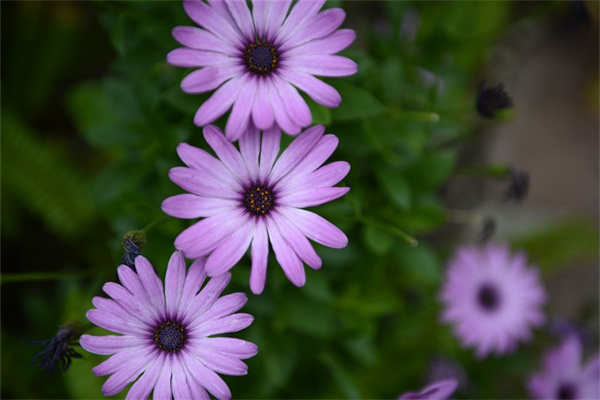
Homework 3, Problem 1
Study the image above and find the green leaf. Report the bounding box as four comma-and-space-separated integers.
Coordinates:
376, 167, 412, 210
394, 242, 441, 285
330, 81, 386, 122
67, 82, 139, 150
512, 219, 599, 274
305, 96, 332, 126
2, 113, 94, 239
405, 151, 456, 193
362, 224, 395, 255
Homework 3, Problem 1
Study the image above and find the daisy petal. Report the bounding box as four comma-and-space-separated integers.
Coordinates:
176, 143, 240, 189
167, 48, 236, 68
225, 0, 254, 43
165, 251, 186, 318
250, 217, 269, 295
275, 134, 339, 187
283, 54, 358, 77
193, 313, 254, 337
168, 167, 241, 200
273, 79, 312, 127
172, 355, 194, 400
266, 216, 306, 287
267, 78, 301, 135
225, 77, 257, 141
190, 337, 258, 359
189, 345, 249, 376
278, 186, 349, 208
284, 29, 356, 56
183, 352, 232, 400
204, 221, 254, 276
135, 256, 166, 316
275, 0, 326, 46
278, 161, 350, 194
172, 26, 238, 54
203, 125, 251, 182
125, 353, 166, 400
92, 345, 154, 377
182, 273, 232, 324
194, 74, 246, 127
178, 258, 207, 315
269, 125, 324, 183
273, 211, 321, 269
280, 207, 348, 248
188, 292, 248, 330
80, 334, 146, 356
162, 194, 239, 219
279, 69, 342, 107
183, 0, 245, 49
174, 209, 248, 259
239, 124, 261, 181
259, 127, 281, 183
252, 78, 275, 130
153, 356, 173, 400
181, 65, 243, 94
280, 8, 346, 52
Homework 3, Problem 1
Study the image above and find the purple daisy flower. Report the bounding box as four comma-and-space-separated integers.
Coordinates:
161, 124, 349, 294
167, 0, 358, 140
440, 244, 546, 358
528, 336, 600, 400
399, 379, 458, 400
80, 252, 257, 399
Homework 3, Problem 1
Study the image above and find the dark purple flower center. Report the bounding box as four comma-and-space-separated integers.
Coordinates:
557, 383, 577, 400
154, 320, 186, 353
243, 183, 275, 216
477, 283, 501, 312
244, 42, 279, 75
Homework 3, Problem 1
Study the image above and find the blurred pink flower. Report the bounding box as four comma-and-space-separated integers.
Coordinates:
528, 336, 599, 400
440, 244, 546, 358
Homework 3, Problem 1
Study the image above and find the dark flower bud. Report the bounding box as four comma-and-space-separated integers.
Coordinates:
28, 322, 84, 373
122, 230, 146, 269
480, 217, 496, 243
476, 81, 513, 118
505, 167, 529, 202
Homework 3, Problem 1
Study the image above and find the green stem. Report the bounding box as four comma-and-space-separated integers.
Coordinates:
141, 215, 169, 234
1, 270, 99, 284
454, 164, 510, 178
360, 216, 418, 247
397, 110, 440, 123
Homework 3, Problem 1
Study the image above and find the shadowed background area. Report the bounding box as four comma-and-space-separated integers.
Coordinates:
1, 1, 598, 399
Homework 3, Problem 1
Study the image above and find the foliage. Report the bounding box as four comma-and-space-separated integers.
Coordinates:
1, 1, 596, 399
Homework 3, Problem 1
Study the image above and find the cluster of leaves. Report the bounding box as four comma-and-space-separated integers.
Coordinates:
2, 1, 597, 399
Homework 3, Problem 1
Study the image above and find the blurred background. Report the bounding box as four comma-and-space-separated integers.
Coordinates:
1, 1, 598, 398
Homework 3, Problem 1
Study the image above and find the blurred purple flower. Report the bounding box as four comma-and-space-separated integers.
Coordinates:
440, 244, 546, 358
399, 379, 458, 400
168, 0, 358, 140
528, 336, 599, 400
80, 252, 257, 399
162, 124, 349, 294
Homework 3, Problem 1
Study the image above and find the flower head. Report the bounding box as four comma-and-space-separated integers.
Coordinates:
80, 252, 257, 399
528, 336, 600, 400
440, 244, 546, 358
399, 379, 458, 400
167, 0, 358, 140
28, 322, 84, 373
162, 124, 349, 294
476, 81, 513, 118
